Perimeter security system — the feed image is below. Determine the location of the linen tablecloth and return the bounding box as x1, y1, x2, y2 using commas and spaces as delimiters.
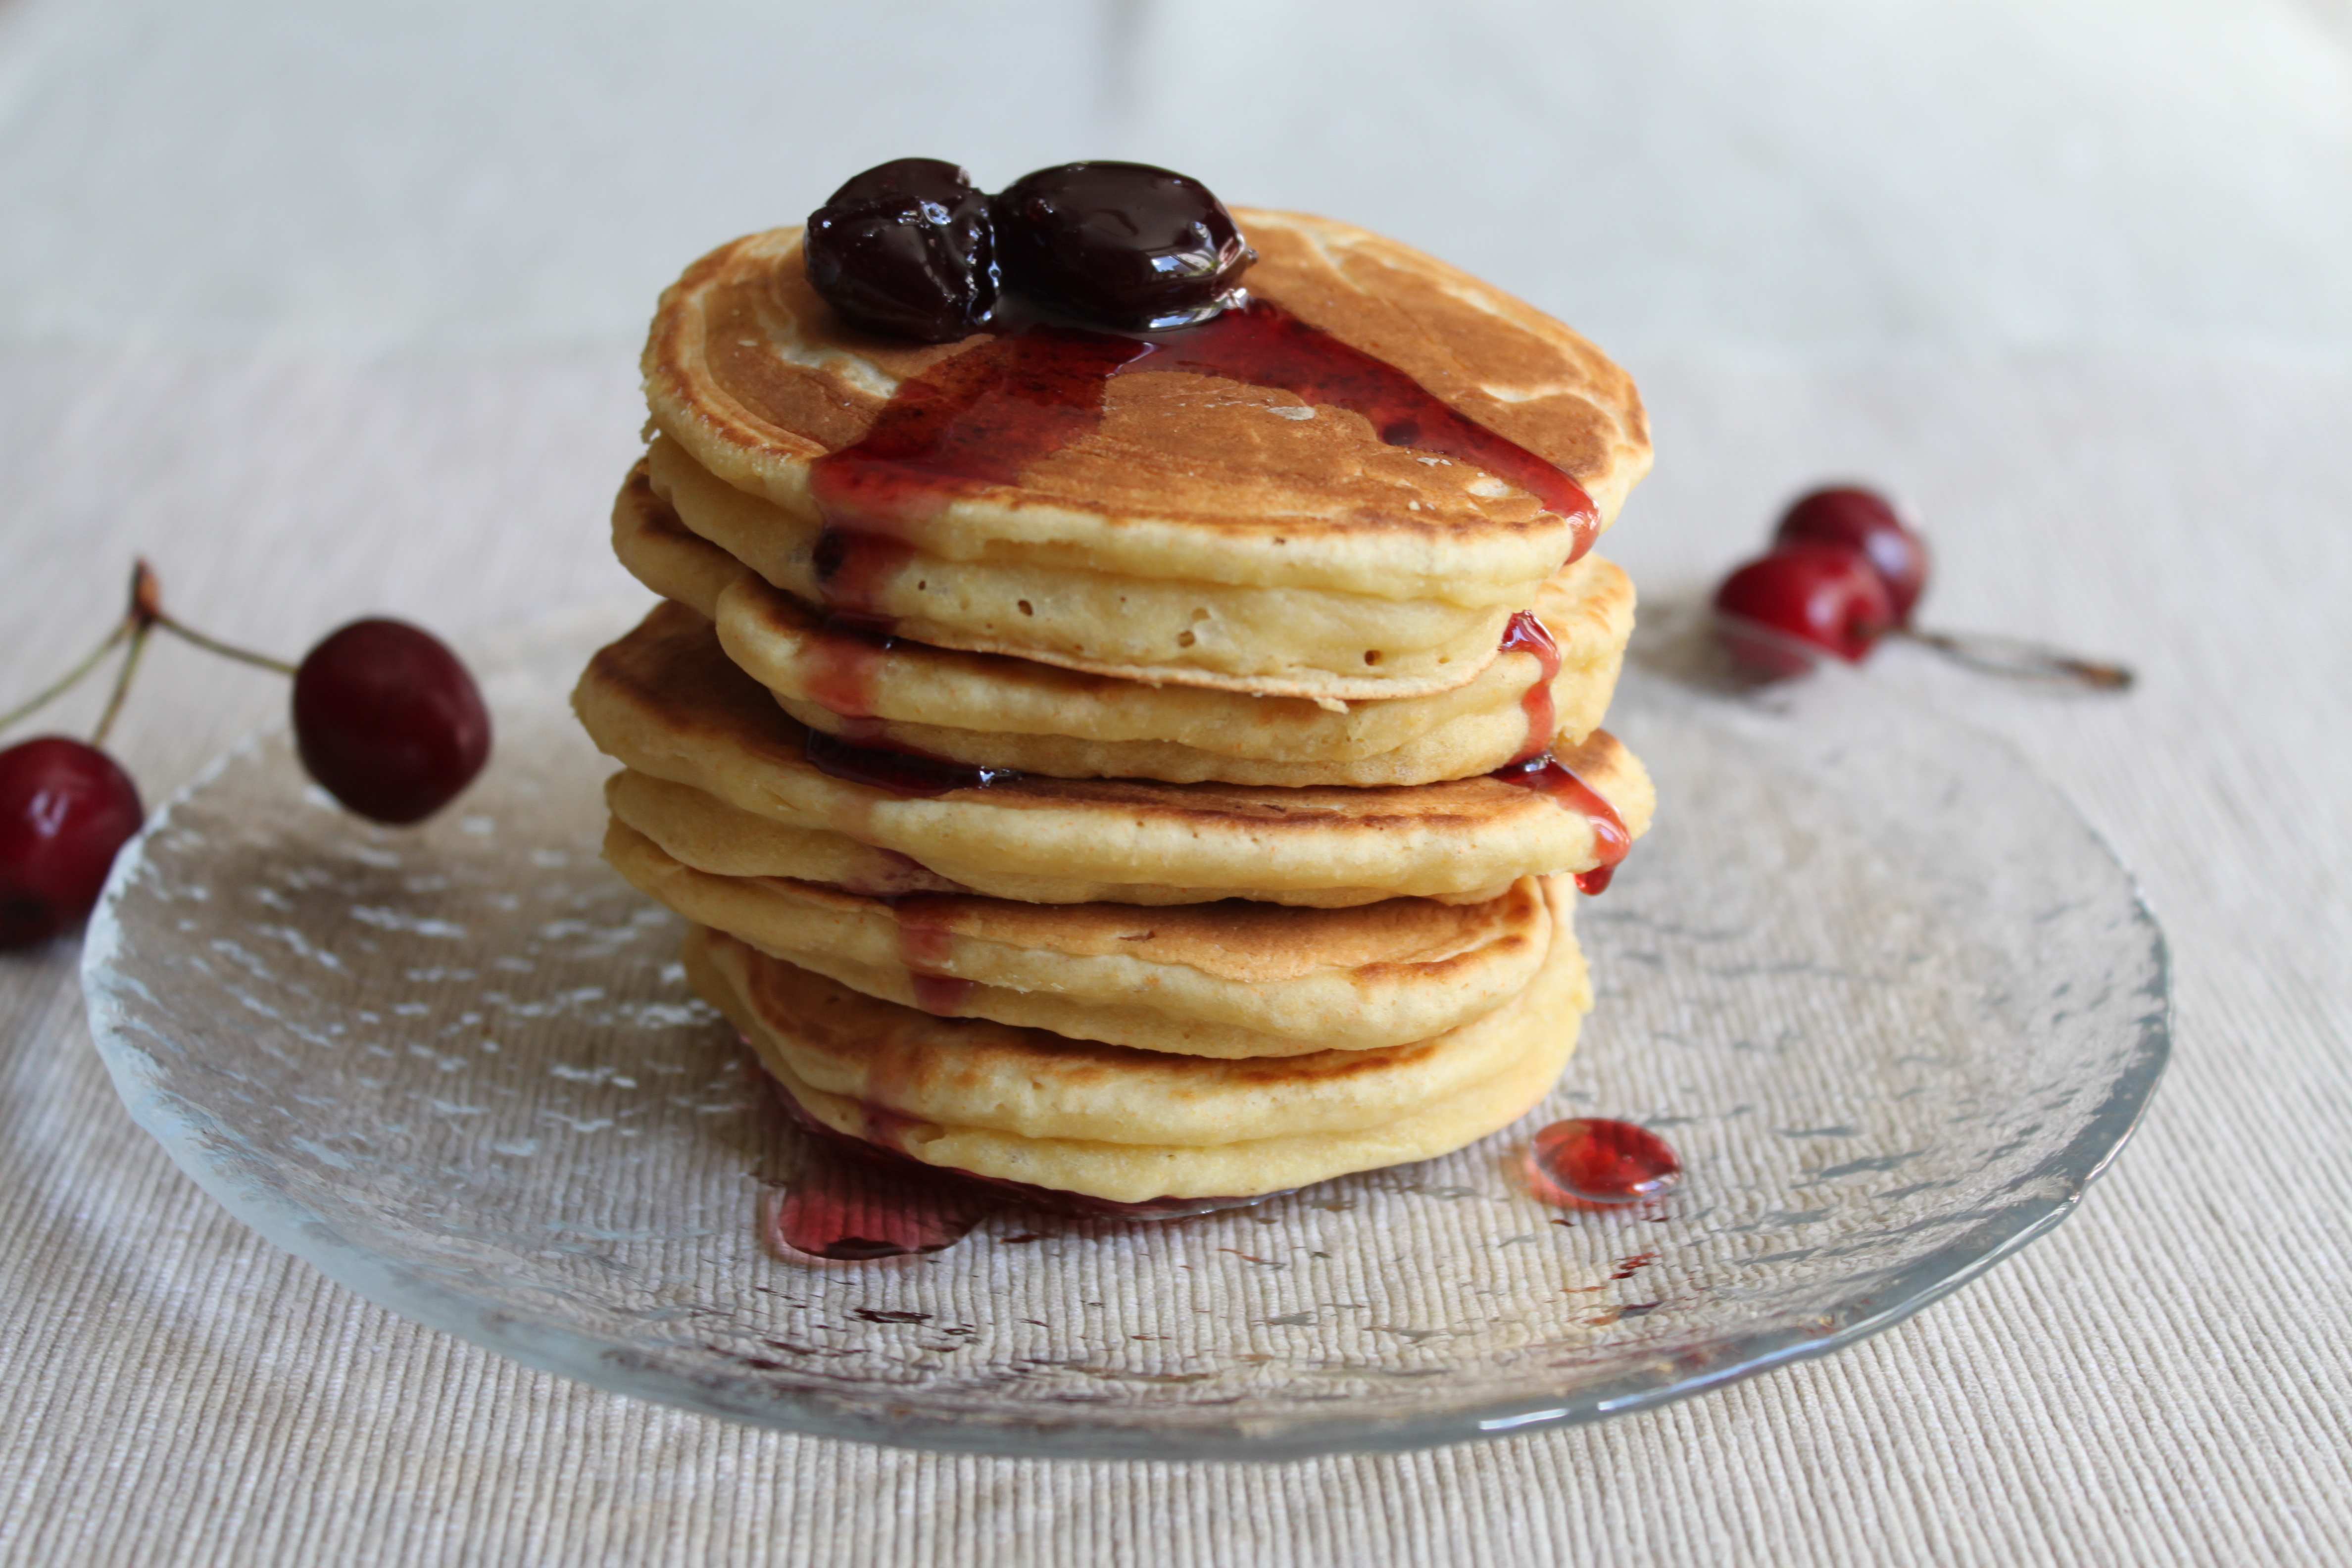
2, 2, 2347, 1562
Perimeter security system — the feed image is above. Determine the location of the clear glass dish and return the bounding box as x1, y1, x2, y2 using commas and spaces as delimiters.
81, 604, 2169, 1459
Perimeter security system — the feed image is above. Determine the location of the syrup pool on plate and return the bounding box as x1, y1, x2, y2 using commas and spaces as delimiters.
1526, 1118, 1683, 1210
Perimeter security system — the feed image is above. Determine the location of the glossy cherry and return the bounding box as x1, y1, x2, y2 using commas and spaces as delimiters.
994, 161, 1254, 329
1773, 486, 1930, 624
0, 737, 144, 948
1713, 543, 1896, 678
1527, 1118, 1682, 1208
291, 619, 490, 825
805, 158, 997, 343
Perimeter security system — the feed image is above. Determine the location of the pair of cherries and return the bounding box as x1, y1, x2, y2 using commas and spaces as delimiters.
806, 158, 1255, 342
1, 570, 490, 949
1713, 487, 1929, 676
1714, 488, 2131, 689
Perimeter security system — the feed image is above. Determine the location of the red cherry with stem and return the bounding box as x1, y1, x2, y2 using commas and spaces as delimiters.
0, 737, 145, 949
1713, 543, 1896, 678
1774, 486, 1929, 624
292, 620, 490, 825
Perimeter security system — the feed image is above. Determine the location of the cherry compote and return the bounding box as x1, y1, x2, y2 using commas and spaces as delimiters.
1713, 543, 1895, 677
1493, 752, 1628, 894
994, 161, 1255, 330
758, 1071, 1274, 1260
1526, 1118, 1682, 1210
1498, 610, 1563, 764
805, 158, 998, 343
1773, 486, 1929, 624
0, 737, 144, 949
292, 619, 491, 825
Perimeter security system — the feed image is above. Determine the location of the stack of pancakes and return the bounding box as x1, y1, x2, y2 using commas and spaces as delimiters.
574, 209, 1655, 1206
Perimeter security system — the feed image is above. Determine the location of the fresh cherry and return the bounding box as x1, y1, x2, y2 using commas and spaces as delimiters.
292, 620, 491, 825
805, 158, 997, 343
0, 737, 144, 949
1713, 543, 1896, 677
994, 161, 1254, 330
1773, 486, 1930, 623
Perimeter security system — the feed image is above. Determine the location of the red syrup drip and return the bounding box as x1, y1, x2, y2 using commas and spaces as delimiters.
1493, 752, 1629, 894
1498, 609, 1562, 765
1526, 1118, 1682, 1210
802, 728, 1020, 796
802, 299, 1600, 635
799, 622, 891, 721
756, 1072, 1277, 1260
889, 893, 977, 1016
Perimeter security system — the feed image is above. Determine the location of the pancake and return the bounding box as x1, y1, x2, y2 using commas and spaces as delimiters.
647, 436, 1505, 700
640, 210, 1650, 699
685, 881, 1588, 1201
607, 766, 1454, 908
574, 601, 1656, 908
604, 816, 1552, 1057
613, 460, 1636, 786
605, 771, 968, 897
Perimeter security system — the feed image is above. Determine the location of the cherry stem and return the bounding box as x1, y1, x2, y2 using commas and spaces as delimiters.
92, 620, 153, 749
151, 614, 298, 677
0, 618, 134, 737
1897, 626, 2134, 691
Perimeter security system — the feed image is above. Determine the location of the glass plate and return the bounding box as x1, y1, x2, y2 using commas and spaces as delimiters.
81, 604, 2168, 1459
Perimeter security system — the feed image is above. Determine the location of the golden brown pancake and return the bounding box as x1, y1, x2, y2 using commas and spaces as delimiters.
685, 881, 1588, 1201
639, 211, 1650, 699
612, 460, 1635, 785
604, 816, 1552, 1057
573, 602, 1655, 908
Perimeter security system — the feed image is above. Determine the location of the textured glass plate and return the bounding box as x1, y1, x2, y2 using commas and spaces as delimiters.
82, 605, 2168, 1459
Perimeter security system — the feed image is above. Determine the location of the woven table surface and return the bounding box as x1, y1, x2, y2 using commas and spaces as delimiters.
1, 2, 2347, 1563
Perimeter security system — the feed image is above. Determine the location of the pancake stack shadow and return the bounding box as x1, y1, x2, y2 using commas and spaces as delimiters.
572, 209, 1656, 1208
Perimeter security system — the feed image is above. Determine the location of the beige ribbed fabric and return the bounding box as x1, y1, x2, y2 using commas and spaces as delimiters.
1, 350, 2346, 1566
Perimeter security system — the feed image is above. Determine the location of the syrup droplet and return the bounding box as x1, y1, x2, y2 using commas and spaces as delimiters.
755, 1065, 1280, 1259
766, 1137, 994, 1262
1526, 1118, 1682, 1209
802, 728, 1020, 796
1492, 752, 1629, 893
799, 621, 892, 720
889, 892, 977, 1015
807, 533, 913, 638
1498, 609, 1561, 765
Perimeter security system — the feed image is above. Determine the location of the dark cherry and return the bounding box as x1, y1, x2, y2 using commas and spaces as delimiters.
1773, 486, 1930, 623
292, 620, 491, 825
805, 158, 997, 343
994, 161, 1254, 330
1527, 1118, 1682, 1209
0, 737, 144, 949
1713, 543, 1896, 677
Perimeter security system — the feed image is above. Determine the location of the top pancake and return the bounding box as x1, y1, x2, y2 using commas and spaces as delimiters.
641, 209, 1651, 613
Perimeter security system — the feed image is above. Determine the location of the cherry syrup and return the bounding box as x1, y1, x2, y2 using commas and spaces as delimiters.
1526, 1118, 1682, 1210
801, 729, 1018, 796
888, 892, 976, 1015
1498, 609, 1561, 765
798, 621, 892, 727
1492, 752, 1629, 894
802, 299, 1597, 637
755, 1067, 1275, 1260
